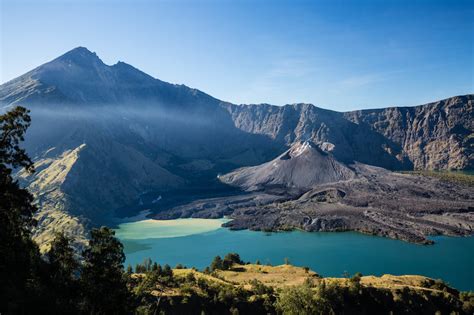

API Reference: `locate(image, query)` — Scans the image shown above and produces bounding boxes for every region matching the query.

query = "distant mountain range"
[1,47,472,249]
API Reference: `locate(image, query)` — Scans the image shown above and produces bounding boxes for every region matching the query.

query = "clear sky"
[1,0,473,111]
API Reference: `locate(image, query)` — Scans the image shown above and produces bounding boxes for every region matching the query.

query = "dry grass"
[171,264,451,296]
[214,264,319,288]
[173,269,228,285]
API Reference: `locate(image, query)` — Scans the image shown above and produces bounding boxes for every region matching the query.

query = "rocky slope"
[17,140,183,251]
[344,95,473,170]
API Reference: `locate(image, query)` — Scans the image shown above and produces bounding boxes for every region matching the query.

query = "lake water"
[115,218,474,291]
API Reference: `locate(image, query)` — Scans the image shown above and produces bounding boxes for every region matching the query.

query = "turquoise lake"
[115,218,474,291]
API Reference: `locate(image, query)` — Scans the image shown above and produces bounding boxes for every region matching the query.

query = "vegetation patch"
[400,170,474,186]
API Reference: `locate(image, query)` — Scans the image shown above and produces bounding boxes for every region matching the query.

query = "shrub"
[275,283,318,315]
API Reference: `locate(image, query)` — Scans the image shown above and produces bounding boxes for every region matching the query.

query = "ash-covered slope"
[163,160,474,244]
[220,141,354,190]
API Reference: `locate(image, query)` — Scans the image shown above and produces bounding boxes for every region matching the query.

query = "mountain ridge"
[0,46,220,108]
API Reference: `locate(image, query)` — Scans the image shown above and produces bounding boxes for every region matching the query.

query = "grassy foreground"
[129,261,474,314]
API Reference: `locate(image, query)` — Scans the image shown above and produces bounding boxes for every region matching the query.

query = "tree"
[0,106,34,172]
[162,264,173,278]
[135,263,143,273]
[142,257,152,272]
[154,263,162,275]
[223,252,243,269]
[0,106,43,313]
[210,255,223,271]
[47,232,80,313]
[80,226,132,314]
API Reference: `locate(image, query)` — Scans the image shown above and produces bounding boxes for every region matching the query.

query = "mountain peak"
[69,46,94,54]
[288,141,315,158]
[55,46,103,66]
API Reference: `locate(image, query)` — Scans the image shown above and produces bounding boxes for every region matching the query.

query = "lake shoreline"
[115,218,474,291]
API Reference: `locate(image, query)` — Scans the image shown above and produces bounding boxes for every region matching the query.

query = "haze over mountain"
[0,47,472,249]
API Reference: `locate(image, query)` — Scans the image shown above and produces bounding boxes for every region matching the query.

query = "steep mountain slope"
[17,145,89,251]
[1,47,280,163]
[220,141,354,190]
[18,139,183,250]
[0,47,220,108]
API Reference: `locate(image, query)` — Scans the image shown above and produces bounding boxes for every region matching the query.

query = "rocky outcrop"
[344,95,473,170]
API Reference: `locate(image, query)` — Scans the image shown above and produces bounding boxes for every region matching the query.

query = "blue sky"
[1,0,472,111]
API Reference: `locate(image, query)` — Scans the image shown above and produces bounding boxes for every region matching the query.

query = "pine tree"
[142,257,152,272]
[0,106,43,313]
[210,255,223,271]
[163,264,173,278]
[80,227,132,314]
[47,232,80,312]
